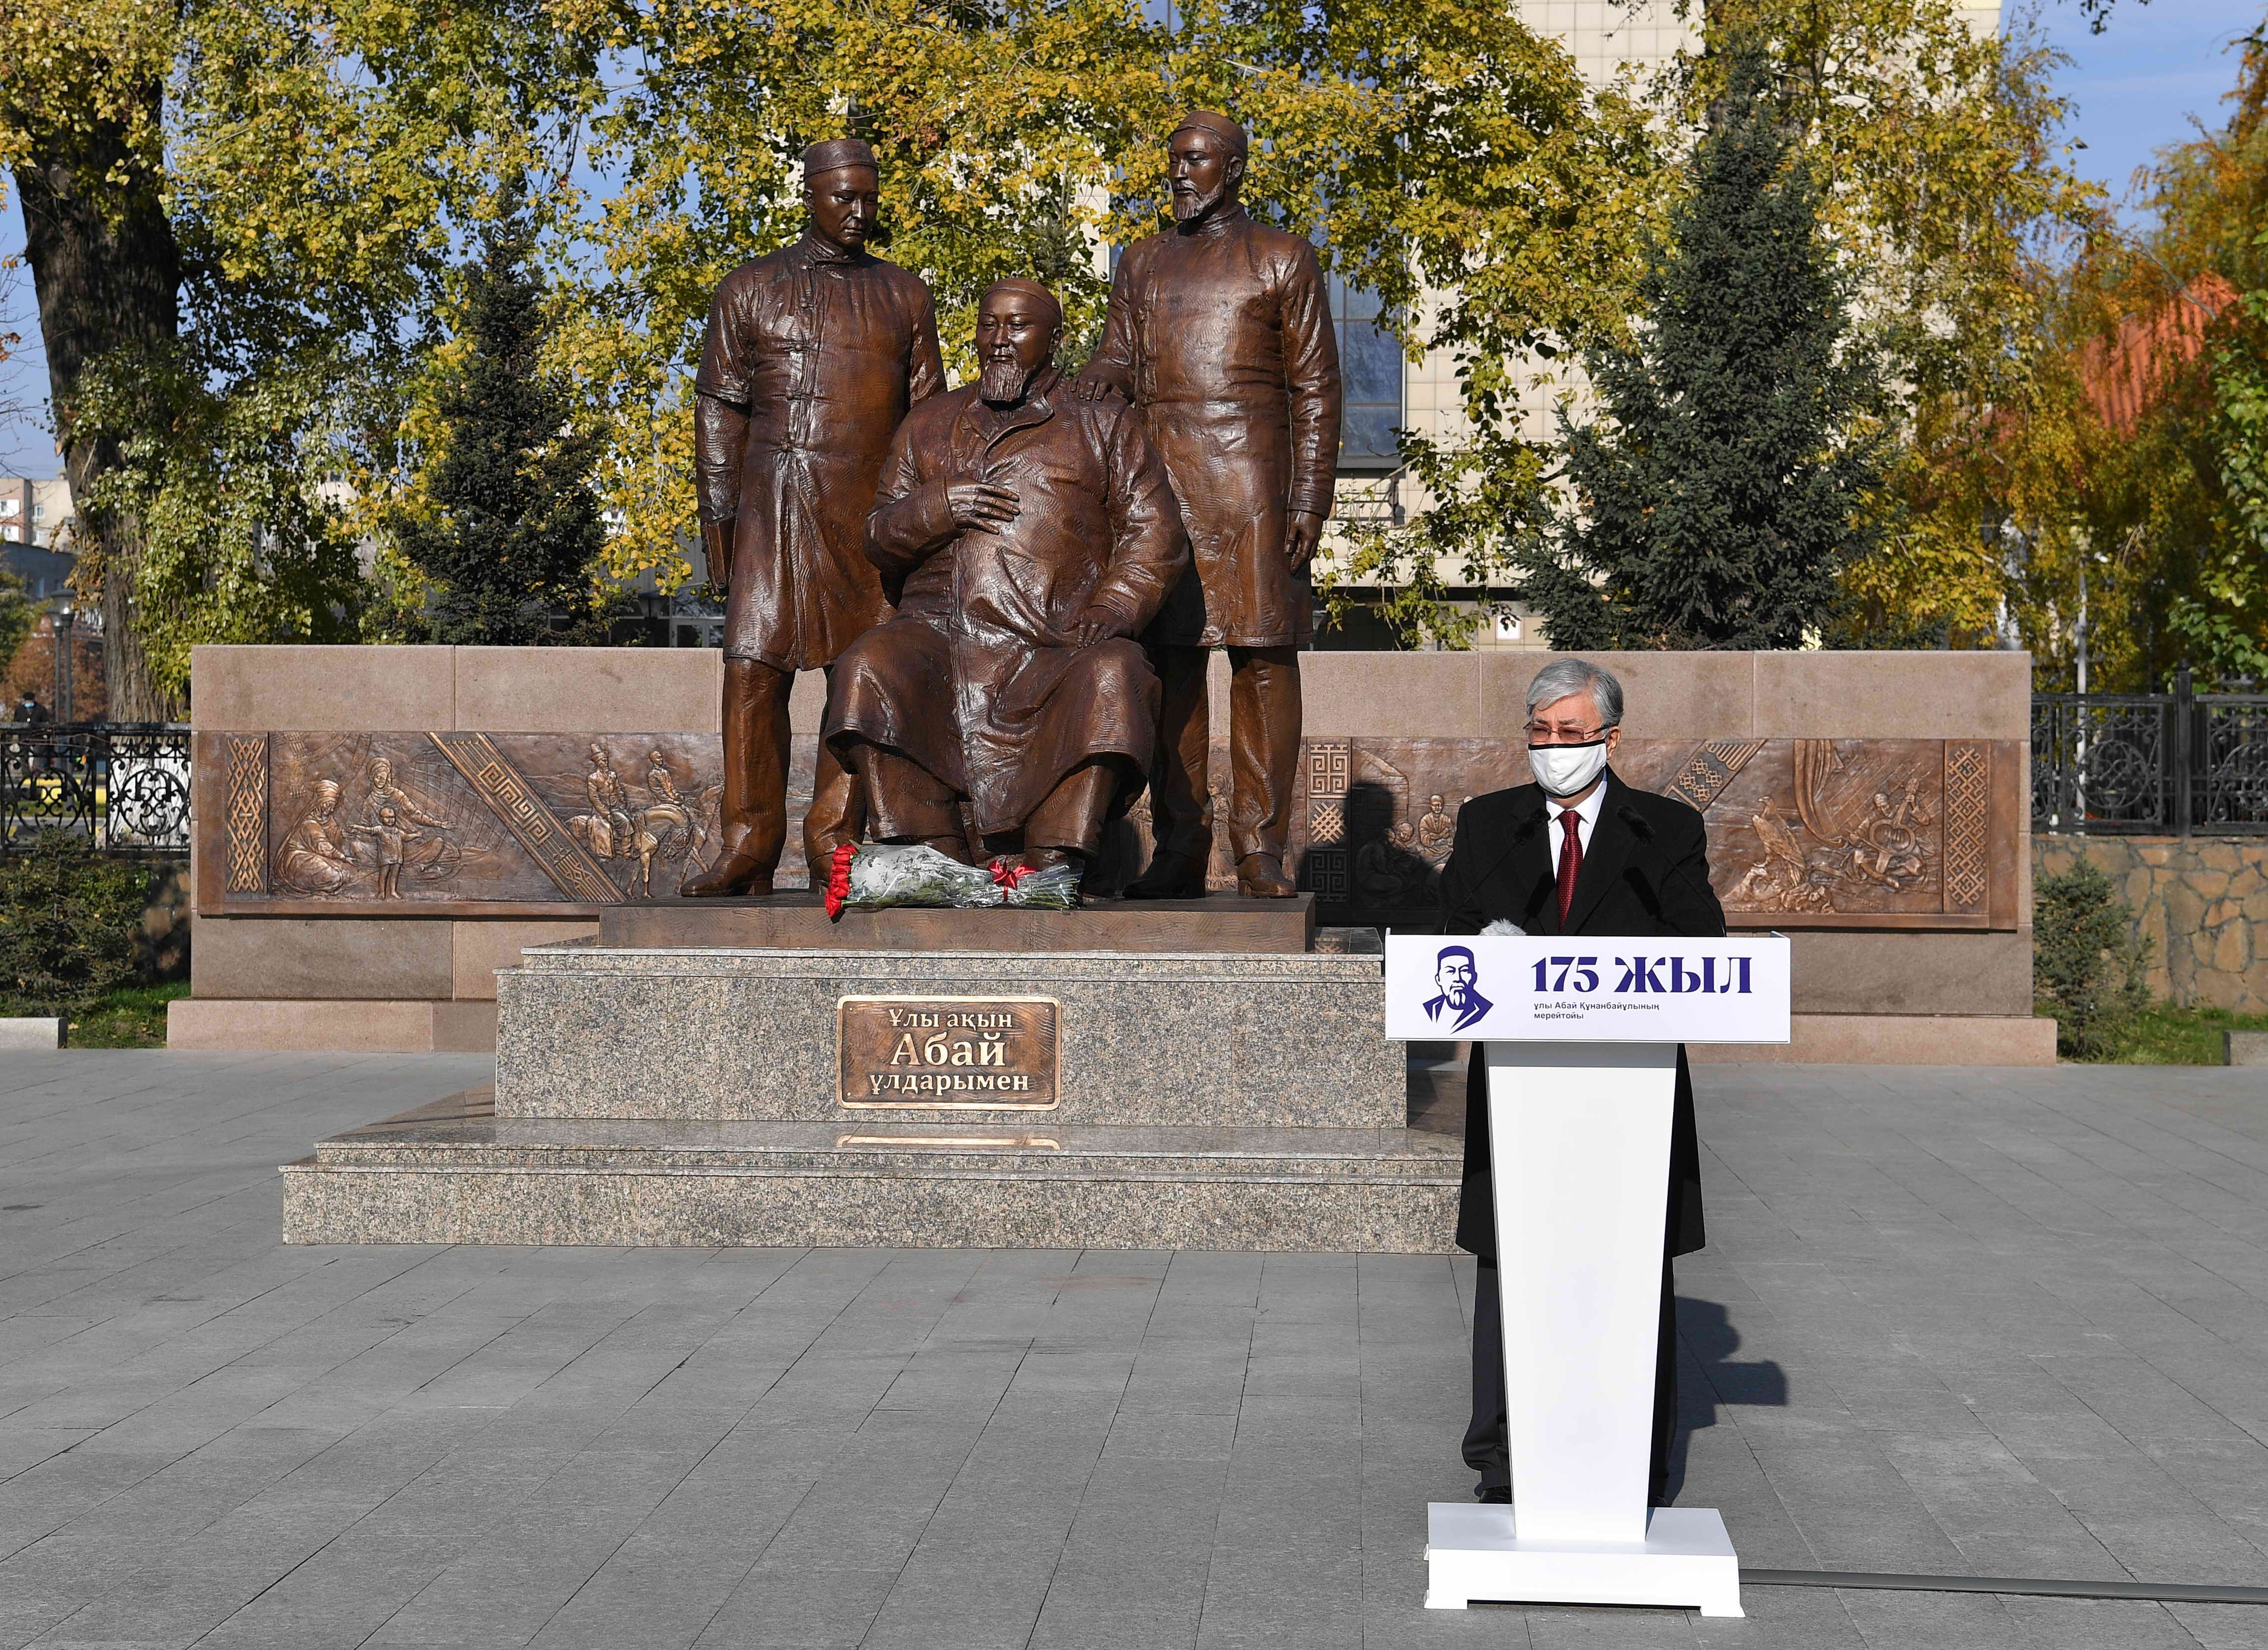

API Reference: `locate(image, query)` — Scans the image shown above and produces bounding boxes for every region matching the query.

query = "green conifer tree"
[392,203,604,645]
[1522,37,1885,650]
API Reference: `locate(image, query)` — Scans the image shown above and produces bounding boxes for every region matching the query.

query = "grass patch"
[2082,1000,2268,1065]
[65,981,189,1049]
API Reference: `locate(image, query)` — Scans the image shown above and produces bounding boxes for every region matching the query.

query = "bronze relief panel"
[203,730,816,914]
[199,728,2015,929]
[1289,736,2013,931]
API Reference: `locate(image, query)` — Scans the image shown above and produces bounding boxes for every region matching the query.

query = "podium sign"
[1394,932,1787,1619]
[1383,933,1790,1045]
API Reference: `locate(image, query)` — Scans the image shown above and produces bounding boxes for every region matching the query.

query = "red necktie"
[1556,809,1582,928]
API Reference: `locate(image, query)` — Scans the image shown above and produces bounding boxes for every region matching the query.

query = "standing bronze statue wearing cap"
[1075,110,1343,899]
[822,278,1189,880]
[682,137,947,896]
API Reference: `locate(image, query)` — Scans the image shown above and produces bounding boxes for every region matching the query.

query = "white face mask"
[1527,737,1610,798]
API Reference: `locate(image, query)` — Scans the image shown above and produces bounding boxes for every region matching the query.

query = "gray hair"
[1525,658,1623,728]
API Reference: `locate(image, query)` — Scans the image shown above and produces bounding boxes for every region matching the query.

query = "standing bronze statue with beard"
[683,138,947,896]
[1074,110,1342,899]
[823,279,1188,880]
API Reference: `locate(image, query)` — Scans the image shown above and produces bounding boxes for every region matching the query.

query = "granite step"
[281,1087,1461,1252]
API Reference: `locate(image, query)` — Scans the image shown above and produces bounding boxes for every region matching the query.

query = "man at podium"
[1437,657,1726,1508]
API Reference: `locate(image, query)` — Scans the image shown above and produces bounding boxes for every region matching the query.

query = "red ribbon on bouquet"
[823,841,857,920]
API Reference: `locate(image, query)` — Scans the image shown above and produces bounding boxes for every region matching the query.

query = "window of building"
[1332,277,1402,474]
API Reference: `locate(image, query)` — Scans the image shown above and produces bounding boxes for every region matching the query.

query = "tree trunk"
[13,85,184,722]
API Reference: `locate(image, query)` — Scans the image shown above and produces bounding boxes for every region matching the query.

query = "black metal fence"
[0,724,192,856]
[2034,668,2268,835]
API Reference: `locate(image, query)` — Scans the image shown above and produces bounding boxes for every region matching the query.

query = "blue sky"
[0,0,2258,478]
[2043,0,2263,218]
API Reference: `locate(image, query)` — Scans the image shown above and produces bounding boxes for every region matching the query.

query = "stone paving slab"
[6,1055,2268,1645]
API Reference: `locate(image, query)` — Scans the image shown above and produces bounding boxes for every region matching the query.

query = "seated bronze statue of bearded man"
[820,277,1190,882]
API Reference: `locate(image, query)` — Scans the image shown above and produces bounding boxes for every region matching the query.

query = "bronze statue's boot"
[680,851,774,898]
[801,678,868,886]
[1124,848,1209,899]
[681,657,790,897]
[1020,762,1111,896]
[1131,647,1215,901]
[1225,646,1301,900]
[1236,851,1296,898]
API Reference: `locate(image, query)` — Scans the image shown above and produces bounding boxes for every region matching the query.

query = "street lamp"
[55,605,73,726]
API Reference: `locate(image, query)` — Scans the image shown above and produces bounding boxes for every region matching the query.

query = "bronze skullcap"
[1170,109,1248,159]
[981,276,1063,327]
[801,137,878,179]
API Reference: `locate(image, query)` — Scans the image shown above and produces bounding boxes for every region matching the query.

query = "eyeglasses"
[1524,721,1616,745]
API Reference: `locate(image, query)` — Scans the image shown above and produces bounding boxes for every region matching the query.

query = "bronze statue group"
[681,113,1340,904]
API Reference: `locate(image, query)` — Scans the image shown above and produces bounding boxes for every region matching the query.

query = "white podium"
[1386,933,1791,1618]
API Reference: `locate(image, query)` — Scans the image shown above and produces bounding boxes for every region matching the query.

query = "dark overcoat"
[1436,771,1728,1262]
[694,233,947,671]
[823,370,1189,834]
[1083,204,1340,648]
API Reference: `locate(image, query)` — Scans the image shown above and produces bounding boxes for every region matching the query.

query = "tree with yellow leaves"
[2,0,593,709]
[8,0,1662,699]
[1662,0,2108,656]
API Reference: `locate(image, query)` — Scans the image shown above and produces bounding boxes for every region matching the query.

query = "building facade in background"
[1324,0,2001,651]
[0,475,76,605]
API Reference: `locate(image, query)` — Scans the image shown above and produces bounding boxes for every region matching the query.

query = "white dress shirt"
[1550,775,1609,860]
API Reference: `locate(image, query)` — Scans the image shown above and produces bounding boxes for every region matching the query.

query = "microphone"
[1617,803,1727,937]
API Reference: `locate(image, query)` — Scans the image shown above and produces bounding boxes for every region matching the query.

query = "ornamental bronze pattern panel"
[1942,742,1991,914]
[1305,740,1351,905]
[201,730,2016,929]
[223,734,269,893]
[428,732,624,902]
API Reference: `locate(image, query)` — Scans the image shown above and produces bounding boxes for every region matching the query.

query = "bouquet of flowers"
[989,858,1080,912]
[823,843,1081,918]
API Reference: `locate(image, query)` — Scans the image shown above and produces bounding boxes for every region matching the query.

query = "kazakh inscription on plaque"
[837,996,1061,1109]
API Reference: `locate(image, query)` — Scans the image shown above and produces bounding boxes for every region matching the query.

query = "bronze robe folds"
[1087,204,1341,647]
[824,373,1190,835]
[695,233,947,670]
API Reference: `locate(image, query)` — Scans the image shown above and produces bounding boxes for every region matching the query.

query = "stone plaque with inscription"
[837,995,1061,1109]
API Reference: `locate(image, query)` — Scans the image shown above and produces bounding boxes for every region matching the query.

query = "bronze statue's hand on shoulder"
[946,482,1021,532]
[1068,369,1120,404]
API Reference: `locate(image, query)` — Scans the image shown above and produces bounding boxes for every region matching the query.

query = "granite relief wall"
[177,644,2052,1062]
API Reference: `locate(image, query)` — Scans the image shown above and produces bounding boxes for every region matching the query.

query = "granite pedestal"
[283,900,1458,1250]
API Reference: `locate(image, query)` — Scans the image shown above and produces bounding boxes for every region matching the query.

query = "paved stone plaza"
[6,1053,2268,1647]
